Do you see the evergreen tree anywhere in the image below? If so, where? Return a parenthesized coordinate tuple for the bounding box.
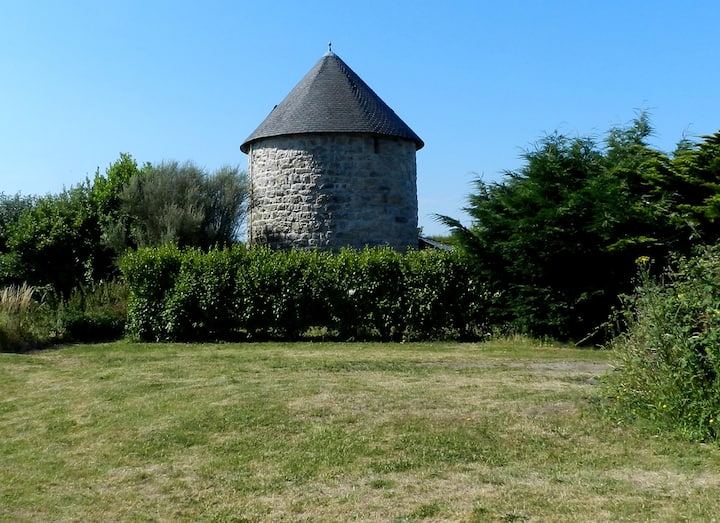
(670, 131, 720, 245)
(438, 114, 679, 341)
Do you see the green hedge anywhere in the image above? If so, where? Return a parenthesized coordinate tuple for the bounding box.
(120, 245, 491, 342)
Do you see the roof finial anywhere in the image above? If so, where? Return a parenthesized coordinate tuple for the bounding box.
(328, 41, 333, 54)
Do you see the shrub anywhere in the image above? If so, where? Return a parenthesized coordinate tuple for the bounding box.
(162, 247, 244, 340)
(332, 248, 405, 340)
(604, 247, 720, 443)
(57, 281, 128, 342)
(240, 248, 335, 339)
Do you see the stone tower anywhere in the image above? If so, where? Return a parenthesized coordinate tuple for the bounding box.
(240, 48, 424, 250)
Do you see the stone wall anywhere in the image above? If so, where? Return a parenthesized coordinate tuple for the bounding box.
(247, 133, 418, 250)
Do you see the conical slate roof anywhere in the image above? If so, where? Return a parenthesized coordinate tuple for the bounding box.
(240, 50, 424, 153)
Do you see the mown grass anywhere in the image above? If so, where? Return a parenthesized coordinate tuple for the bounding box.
(1, 340, 719, 522)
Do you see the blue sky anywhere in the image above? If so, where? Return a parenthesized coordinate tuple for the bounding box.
(1, 1, 718, 236)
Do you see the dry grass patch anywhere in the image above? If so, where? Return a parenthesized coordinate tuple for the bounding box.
(1, 340, 719, 522)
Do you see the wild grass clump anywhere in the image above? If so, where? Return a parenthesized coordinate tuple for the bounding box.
(0, 284, 57, 352)
(603, 247, 720, 443)
(0, 280, 128, 352)
(0, 283, 34, 315)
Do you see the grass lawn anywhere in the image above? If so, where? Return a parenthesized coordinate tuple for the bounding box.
(1, 339, 719, 522)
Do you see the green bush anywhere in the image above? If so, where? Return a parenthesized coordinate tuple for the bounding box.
(57, 281, 128, 342)
(0, 281, 129, 351)
(332, 248, 405, 340)
(604, 247, 720, 443)
(120, 246, 492, 342)
(242, 248, 335, 339)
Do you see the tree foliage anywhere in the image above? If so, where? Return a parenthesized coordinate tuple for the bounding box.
(102, 161, 248, 253)
(670, 131, 720, 243)
(1, 154, 248, 294)
(0, 193, 36, 285)
(5, 184, 100, 294)
(0, 193, 36, 248)
(439, 114, 720, 342)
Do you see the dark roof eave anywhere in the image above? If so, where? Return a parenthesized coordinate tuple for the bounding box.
(240, 130, 424, 154)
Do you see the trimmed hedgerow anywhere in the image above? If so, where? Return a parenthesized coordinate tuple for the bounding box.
(161, 247, 243, 340)
(402, 249, 486, 341)
(120, 245, 491, 342)
(238, 247, 336, 339)
(120, 244, 184, 341)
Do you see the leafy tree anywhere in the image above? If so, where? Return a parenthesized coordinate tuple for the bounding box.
(91, 153, 144, 228)
(103, 161, 248, 253)
(205, 165, 250, 244)
(1, 154, 248, 295)
(0, 193, 36, 246)
(0, 193, 37, 285)
(6, 184, 99, 294)
(2, 154, 146, 291)
(88, 153, 145, 279)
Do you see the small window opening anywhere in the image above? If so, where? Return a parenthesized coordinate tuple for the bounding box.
(373, 137, 380, 154)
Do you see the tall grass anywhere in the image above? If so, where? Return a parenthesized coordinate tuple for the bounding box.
(603, 247, 720, 442)
(0, 280, 128, 352)
(0, 282, 35, 315)
(0, 283, 55, 352)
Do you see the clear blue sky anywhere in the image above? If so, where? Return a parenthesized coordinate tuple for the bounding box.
(2, 1, 718, 236)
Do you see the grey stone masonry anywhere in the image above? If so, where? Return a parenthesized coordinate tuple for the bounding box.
(247, 133, 418, 250)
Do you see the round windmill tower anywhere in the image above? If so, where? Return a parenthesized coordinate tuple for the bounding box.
(240, 46, 424, 250)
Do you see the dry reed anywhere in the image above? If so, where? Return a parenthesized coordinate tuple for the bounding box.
(0, 283, 35, 315)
